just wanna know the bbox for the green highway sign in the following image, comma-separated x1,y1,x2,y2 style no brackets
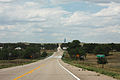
96,55,105,58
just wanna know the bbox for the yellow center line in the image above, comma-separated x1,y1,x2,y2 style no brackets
13,64,45,80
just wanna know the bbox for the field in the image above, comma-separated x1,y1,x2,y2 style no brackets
0,59,37,69
63,52,120,79
0,51,54,69
83,52,120,73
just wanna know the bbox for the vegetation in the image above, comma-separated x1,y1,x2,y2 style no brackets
61,40,120,56
61,40,120,79
66,40,86,60
0,43,58,60
0,52,54,69
62,58,120,80
0,59,37,69
41,51,48,57
93,45,110,56
0,43,57,69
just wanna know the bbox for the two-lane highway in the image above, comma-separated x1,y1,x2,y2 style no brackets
0,47,78,80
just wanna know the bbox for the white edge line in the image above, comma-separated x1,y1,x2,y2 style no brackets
57,59,80,80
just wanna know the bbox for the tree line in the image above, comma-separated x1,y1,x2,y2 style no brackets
61,40,120,60
0,43,58,60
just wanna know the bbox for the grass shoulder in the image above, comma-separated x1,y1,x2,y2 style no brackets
62,57,120,80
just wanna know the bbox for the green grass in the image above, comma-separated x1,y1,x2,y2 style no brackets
62,58,120,80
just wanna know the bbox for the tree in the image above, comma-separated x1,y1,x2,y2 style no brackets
41,51,47,57
83,43,98,53
23,47,40,59
115,44,120,52
93,45,110,56
67,40,86,60
0,49,9,60
97,57,108,68
70,40,81,48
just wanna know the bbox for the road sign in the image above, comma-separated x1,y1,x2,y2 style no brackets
76,54,80,58
96,55,105,58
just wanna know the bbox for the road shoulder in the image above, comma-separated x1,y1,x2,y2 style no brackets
59,59,117,80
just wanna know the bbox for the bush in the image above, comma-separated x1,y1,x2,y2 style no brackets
41,51,47,57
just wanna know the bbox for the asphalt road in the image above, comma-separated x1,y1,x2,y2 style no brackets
0,47,77,80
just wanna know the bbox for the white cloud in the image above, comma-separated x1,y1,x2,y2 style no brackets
0,25,15,30
50,0,120,5
62,11,91,26
61,2,120,27
0,7,3,13
0,0,14,2
34,28,43,32
52,33,64,36
0,33,6,38
0,0,120,43
25,2,37,6
84,25,120,37
95,25,120,33
50,0,75,5
0,3,69,22
26,8,69,19
0,26,4,30
95,2,120,17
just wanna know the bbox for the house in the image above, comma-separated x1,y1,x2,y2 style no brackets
15,47,22,50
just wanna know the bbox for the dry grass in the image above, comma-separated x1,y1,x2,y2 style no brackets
63,51,120,79
0,59,36,69
0,50,54,69
82,53,120,73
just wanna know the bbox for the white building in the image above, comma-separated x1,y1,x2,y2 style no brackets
15,47,22,50
63,47,68,50
0,47,3,50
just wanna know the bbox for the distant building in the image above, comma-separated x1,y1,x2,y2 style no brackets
15,47,22,50
63,47,68,50
0,47,3,50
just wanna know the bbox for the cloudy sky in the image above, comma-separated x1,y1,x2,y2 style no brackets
0,0,120,43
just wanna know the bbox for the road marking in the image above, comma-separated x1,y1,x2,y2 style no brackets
13,64,45,80
57,59,80,80
13,54,54,80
